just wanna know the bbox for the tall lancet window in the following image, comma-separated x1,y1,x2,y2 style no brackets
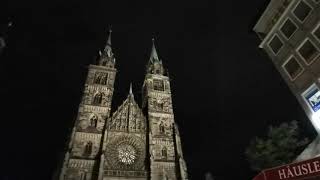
93,92,103,105
94,73,101,84
159,123,165,134
101,74,108,85
90,115,98,128
161,147,167,159
84,141,93,156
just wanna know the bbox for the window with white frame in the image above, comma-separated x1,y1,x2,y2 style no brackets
297,39,320,64
293,1,312,22
302,84,320,112
268,34,283,55
282,56,304,80
280,18,298,39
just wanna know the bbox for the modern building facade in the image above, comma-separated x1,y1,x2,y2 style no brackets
254,0,320,134
56,31,188,180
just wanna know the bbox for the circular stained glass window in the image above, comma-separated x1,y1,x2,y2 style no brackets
117,144,136,165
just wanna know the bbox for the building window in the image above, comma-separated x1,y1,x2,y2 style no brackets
84,141,93,156
90,115,98,128
312,24,320,41
93,92,104,105
153,79,164,91
157,102,164,111
268,34,283,55
159,123,165,134
94,73,102,84
280,18,298,39
293,0,312,22
297,39,320,64
302,84,320,112
94,73,108,85
282,56,304,80
101,74,108,85
161,147,167,158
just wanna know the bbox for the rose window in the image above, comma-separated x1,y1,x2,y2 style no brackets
117,144,136,165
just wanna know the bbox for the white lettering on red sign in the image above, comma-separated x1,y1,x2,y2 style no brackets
277,161,320,179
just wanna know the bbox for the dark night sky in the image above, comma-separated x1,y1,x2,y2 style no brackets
0,0,317,180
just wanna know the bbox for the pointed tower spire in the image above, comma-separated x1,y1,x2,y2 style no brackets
146,38,164,75
129,83,133,95
150,38,160,62
103,28,113,57
97,27,116,66
107,28,112,46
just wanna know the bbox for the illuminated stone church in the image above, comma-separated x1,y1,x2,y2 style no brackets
57,30,188,180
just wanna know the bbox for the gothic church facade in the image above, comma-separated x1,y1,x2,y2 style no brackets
57,30,188,180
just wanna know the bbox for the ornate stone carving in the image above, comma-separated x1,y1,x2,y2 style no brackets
108,95,146,133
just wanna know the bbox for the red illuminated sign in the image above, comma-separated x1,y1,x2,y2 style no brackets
253,156,320,180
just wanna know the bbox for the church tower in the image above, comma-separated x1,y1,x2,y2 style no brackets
59,30,117,180
56,33,188,180
142,39,188,180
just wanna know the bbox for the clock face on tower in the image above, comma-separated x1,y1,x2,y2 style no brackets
118,144,136,165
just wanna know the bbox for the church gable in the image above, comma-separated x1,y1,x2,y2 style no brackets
108,95,146,133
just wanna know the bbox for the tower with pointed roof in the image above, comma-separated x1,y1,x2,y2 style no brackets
58,29,117,180
56,32,188,180
142,39,188,180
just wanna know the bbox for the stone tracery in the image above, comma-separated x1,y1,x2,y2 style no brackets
104,135,146,171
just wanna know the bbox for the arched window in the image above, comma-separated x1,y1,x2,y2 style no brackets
93,93,103,105
94,74,101,84
90,115,98,128
84,141,93,156
161,147,167,158
102,61,107,66
159,123,165,134
101,74,108,85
